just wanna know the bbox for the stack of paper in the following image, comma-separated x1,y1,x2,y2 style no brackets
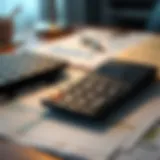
114,121,160,160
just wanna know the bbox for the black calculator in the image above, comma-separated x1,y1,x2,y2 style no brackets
0,53,66,95
43,60,157,119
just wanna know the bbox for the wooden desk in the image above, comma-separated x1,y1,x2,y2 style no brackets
118,35,160,80
0,141,61,160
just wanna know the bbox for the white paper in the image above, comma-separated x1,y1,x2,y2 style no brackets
0,103,42,138
17,119,131,160
120,97,160,151
30,28,150,70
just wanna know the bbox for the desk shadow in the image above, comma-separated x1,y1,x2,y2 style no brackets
44,82,160,132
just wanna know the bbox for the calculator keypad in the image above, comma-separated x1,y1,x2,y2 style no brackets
47,73,128,116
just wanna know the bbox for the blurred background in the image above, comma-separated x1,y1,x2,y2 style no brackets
0,0,160,32
0,1,160,160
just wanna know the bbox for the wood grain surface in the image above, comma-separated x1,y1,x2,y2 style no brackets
0,141,62,160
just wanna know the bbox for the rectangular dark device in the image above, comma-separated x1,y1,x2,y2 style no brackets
0,53,66,95
43,60,157,119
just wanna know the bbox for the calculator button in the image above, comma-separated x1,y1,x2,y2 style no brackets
63,95,74,103
78,99,86,106
79,104,93,114
96,85,106,92
71,100,87,112
67,103,78,111
108,86,121,96
84,82,93,89
87,93,95,99
74,90,83,96
90,97,106,110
